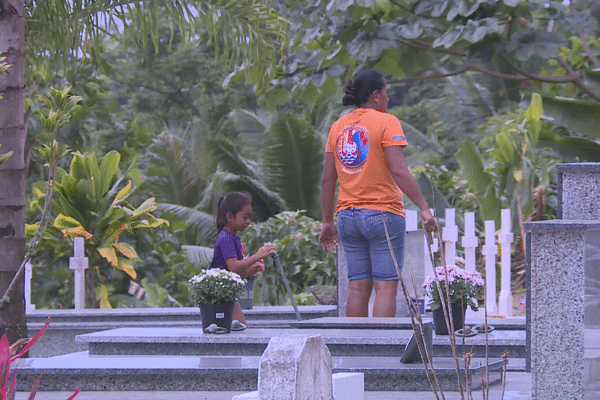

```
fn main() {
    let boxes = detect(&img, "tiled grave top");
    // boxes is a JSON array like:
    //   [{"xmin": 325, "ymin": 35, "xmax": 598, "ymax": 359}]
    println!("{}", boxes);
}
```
[
  {"xmin": 524, "ymin": 220, "xmax": 600, "ymax": 231},
  {"xmin": 75, "ymin": 326, "xmax": 526, "ymax": 348},
  {"xmin": 556, "ymin": 162, "xmax": 600, "ymax": 172}
]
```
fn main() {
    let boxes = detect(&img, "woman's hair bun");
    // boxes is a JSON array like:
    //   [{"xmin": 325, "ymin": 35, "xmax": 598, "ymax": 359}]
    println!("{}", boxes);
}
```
[
  {"xmin": 342, "ymin": 81, "xmax": 358, "ymax": 106},
  {"xmin": 342, "ymin": 69, "xmax": 385, "ymax": 107}
]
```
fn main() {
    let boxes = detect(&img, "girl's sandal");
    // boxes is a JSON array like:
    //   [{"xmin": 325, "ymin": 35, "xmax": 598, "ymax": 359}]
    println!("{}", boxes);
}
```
[
  {"xmin": 204, "ymin": 323, "xmax": 229, "ymax": 334},
  {"xmin": 231, "ymin": 320, "xmax": 247, "ymax": 331}
]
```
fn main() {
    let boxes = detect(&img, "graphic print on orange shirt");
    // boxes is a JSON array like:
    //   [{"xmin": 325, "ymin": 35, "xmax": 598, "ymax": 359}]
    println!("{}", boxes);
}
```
[{"xmin": 335, "ymin": 125, "xmax": 369, "ymax": 171}]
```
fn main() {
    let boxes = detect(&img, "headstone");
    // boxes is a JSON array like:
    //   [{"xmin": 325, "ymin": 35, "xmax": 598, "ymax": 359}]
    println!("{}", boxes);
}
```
[
  {"xmin": 557, "ymin": 163, "xmax": 600, "ymax": 220},
  {"xmin": 258, "ymin": 335, "xmax": 333, "ymax": 400},
  {"xmin": 526, "ymin": 162, "xmax": 600, "ymax": 400}
]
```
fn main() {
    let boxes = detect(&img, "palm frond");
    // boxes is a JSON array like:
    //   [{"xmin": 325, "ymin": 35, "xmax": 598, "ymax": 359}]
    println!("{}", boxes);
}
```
[
  {"xmin": 263, "ymin": 113, "xmax": 324, "ymax": 218},
  {"xmin": 182, "ymin": 245, "xmax": 214, "ymax": 267},
  {"xmin": 211, "ymin": 170, "xmax": 286, "ymax": 221},
  {"xmin": 157, "ymin": 203, "xmax": 217, "ymax": 239},
  {"xmin": 224, "ymin": 109, "xmax": 271, "ymax": 158},
  {"xmin": 206, "ymin": 137, "xmax": 263, "ymax": 178},
  {"xmin": 399, "ymin": 120, "xmax": 443, "ymax": 167},
  {"xmin": 25, "ymin": 0, "xmax": 287, "ymax": 92}
]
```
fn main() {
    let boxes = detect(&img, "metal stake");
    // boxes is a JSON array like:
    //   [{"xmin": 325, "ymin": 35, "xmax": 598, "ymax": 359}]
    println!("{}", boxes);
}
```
[{"xmin": 271, "ymin": 251, "xmax": 301, "ymax": 320}]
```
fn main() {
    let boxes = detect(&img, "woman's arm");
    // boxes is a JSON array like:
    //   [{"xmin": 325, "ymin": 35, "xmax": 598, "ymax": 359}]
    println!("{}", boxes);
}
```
[
  {"xmin": 383, "ymin": 145, "xmax": 435, "ymax": 232},
  {"xmin": 319, "ymin": 152, "xmax": 339, "ymax": 251}
]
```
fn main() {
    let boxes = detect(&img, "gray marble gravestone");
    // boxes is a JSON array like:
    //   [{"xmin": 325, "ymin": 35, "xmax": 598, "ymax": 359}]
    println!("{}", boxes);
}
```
[
  {"xmin": 257, "ymin": 334, "xmax": 333, "ymax": 400},
  {"xmin": 525, "ymin": 162, "xmax": 600, "ymax": 400},
  {"xmin": 336, "ymin": 230, "xmax": 425, "ymax": 317}
]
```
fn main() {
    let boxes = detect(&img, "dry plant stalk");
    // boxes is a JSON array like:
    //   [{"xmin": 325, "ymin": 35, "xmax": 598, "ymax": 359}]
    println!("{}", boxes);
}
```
[{"xmin": 383, "ymin": 220, "xmax": 444, "ymax": 399}]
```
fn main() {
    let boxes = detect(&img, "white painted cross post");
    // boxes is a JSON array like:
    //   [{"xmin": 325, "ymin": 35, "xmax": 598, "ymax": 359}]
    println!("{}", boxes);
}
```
[
  {"xmin": 24, "ymin": 261, "xmax": 35, "ymax": 312},
  {"xmin": 482, "ymin": 220, "xmax": 498, "ymax": 314},
  {"xmin": 69, "ymin": 237, "xmax": 89, "ymax": 309},
  {"xmin": 462, "ymin": 212, "xmax": 481, "ymax": 318},
  {"xmin": 498, "ymin": 209, "xmax": 514, "ymax": 317},
  {"xmin": 461, "ymin": 212, "xmax": 478, "ymax": 273},
  {"xmin": 442, "ymin": 208, "xmax": 458, "ymax": 266}
]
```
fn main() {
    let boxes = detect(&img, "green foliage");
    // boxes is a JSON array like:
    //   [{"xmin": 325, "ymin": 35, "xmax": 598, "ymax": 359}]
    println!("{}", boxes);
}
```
[
  {"xmin": 455, "ymin": 94, "xmax": 561, "ymax": 231},
  {"xmin": 28, "ymin": 150, "xmax": 169, "ymax": 308},
  {"xmin": 241, "ymin": 211, "xmax": 336, "ymax": 306}
]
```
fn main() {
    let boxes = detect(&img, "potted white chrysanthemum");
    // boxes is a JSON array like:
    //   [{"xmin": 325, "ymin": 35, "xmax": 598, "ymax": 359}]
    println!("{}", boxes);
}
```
[{"xmin": 188, "ymin": 269, "xmax": 246, "ymax": 333}]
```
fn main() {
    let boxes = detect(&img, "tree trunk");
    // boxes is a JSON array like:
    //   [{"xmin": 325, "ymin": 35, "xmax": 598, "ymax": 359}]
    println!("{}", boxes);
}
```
[{"xmin": 0, "ymin": 0, "xmax": 27, "ymax": 342}]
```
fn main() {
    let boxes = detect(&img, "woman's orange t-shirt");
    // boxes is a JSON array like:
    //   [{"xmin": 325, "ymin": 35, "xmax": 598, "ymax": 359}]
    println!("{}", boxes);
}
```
[{"xmin": 325, "ymin": 108, "xmax": 409, "ymax": 217}]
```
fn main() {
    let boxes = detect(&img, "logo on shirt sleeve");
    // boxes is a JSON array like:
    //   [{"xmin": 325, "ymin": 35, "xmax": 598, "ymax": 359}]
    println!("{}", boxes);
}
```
[
  {"xmin": 335, "ymin": 126, "xmax": 369, "ymax": 170},
  {"xmin": 393, "ymin": 136, "xmax": 406, "ymax": 141}
]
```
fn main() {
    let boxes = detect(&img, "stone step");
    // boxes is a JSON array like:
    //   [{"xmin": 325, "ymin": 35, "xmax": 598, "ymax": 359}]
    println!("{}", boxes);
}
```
[
  {"xmin": 14, "ymin": 352, "xmax": 509, "ymax": 392},
  {"xmin": 26, "ymin": 306, "xmax": 337, "ymax": 328},
  {"xmin": 74, "ymin": 326, "xmax": 527, "ymax": 360}
]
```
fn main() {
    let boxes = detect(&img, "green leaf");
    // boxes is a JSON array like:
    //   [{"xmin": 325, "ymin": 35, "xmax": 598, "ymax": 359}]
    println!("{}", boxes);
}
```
[
  {"xmin": 537, "ymin": 94, "xmax": 600, "ymax": 139},
  {"xmin": 433, "ymin": 26, "xmax": 465, "ymax": 49},
  {"xmin": 70, "ymin": 153, "xmax": 88, "ymax": 181},
  {"xmin": 99, "ymin": 150, "xmax": 121, "ymax": 196},
  {"xmin": 560, "ymin": 10, "xmax": 599, "ymax": 35},
  {"xmin": 478, "ymin": 185, "xmax": 501, "ymax": 223},
  {"xmin": 524, "ymin": 93, "xmax": 543, "ymax": 145},
  {"xmin": 455, "ymin": 140, "xmax": 492, "ymax": 194},
  {"xmin": 0, "ymin": 149, "xmax": 13, "ymax": 166},
  {"xmin": 494, "ymin": 131, "xmax": 515, "ymax": 164},
  {"xmin": 508, "ymin": 29, "xmax": 568, "ymax": 61}
]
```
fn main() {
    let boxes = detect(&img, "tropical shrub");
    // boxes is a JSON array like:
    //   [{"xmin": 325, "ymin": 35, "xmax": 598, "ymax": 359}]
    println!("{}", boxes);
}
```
[
  {"xmin": 28, "ymin": 150, "xmax": 169, "ymax": 308},
  {"xmin": 242, "ymin": 211, "xmax": 336, "ymax": 306}
]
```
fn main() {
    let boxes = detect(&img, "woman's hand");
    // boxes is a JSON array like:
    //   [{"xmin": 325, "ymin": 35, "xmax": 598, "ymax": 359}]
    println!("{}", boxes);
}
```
[
  {"xmin": 420, "ymin": 208, "xmax": 435, "ymax": 233},
  {"xmin": 318, "ymin": 222, "xmax": 339, "ymax": 252}
]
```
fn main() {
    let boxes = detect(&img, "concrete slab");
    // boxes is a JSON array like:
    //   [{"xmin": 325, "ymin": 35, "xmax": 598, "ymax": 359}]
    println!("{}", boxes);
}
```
[
  {"xmin": 293, "ymin": 316, "xmax": 526, "ymax": 330},
  {"xmin": 14, "ymin": 352, "xmax": 506, "ymax": 392},
  {"xmin": 16, "ymin": 371, "xmax": 531, "ymax": 400},
  {"xmin": 74, "ymin": 326, "xmax": 527, "ymax": 358}
]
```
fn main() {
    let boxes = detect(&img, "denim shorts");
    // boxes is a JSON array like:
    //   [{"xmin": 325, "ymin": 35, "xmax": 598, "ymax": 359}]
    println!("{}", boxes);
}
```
[{"xmin": 336, "ymin": 207, "xmax": 405, "ymax": 281}]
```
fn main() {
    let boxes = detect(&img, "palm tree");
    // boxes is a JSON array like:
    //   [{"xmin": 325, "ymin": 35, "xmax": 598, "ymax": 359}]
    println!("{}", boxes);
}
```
[{"xmin": 0, "ymin": 0, "xmax": 287, "ymax": 342}]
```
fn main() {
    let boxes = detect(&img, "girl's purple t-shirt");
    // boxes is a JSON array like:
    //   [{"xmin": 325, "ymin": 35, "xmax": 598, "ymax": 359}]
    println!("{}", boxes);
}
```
[{"xmin": 209, "ymin": 229, "xmax": 243, "ymax": 270}]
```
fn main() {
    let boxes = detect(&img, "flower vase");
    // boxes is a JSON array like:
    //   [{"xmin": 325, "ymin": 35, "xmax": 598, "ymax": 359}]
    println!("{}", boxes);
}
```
[
  {"xmin": 432, "ymin": 304, "xmax": 466, "ymax": 335},
  {"xmin": 199, "ymin": 302, "xmax": 235, "ymax": 333},
  {"xmin": 238, "ymin": 277, "xmax": 254, "ymax": 310}
]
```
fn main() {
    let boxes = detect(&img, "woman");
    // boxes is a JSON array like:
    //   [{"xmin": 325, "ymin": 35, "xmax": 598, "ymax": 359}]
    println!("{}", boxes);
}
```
[{"xmin": 318, "ymin": 69, "xmax": 435, "ymax": 317}]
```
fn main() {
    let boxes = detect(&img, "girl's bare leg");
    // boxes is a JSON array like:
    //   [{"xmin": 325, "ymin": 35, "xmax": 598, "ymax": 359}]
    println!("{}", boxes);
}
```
[{"xmin": 232, "ymin": 302, "xmax": 246, "ymax": 324}]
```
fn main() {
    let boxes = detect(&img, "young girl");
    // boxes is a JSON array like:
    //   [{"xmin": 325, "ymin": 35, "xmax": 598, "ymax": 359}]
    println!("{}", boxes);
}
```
[{"xmin": 209, "ymin": 192, "xmax": 276, "ymax": 329}]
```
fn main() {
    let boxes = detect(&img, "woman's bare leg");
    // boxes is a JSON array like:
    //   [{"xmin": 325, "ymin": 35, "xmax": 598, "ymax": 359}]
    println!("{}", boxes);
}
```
[
  {"xmin": 372, "ymin": 280, "xmax": 398, "ymax": 317},
  {"xmin": 346, "ymin": 278, "xmax": 373, "ymax": 317}
]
